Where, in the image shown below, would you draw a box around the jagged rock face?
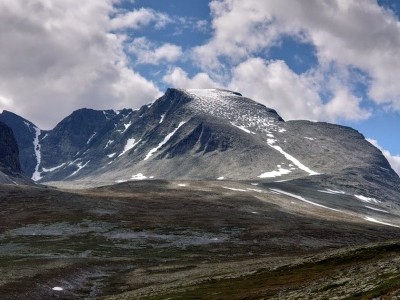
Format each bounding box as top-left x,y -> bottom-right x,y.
0,88 -> 399,202
0,121 -> 25,183
40,108 -> 125,169
0,111 -> 38,176
0,121 -> 21,174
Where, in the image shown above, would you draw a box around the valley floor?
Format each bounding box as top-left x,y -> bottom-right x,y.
0,180 -> 400,299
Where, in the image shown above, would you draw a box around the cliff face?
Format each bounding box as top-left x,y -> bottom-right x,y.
0,121 -> 25,183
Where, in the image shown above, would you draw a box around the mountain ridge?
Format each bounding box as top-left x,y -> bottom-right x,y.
0,88 -> 398,205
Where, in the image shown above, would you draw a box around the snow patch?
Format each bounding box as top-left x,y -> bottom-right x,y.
364,216 -> 400,228
271,189 -> 340,212
217,177 -> 225,180
258,166 -> 291,178
251,183 -> 259,186
104,140 -> 114,149
177,183 -> 187,187
269,190 -> 280,195
304,137 -> 315,141
103,111 -> 114,119
144,121 -> 186,160
86,132 -> 96,144
42,163 -> 66,173
231,122 -> 256,135
355,195 -> 380,204
318,189 -> 346,195
68,161 -> 90,177
267,139 -> 319,176
131,173 -> 147,180
160,114 -> 165,123
222,186 -> 247,192
247,188 -> 264,193
119,138 -> 140,157
365,206 -> 388,213
107,153 -> 116,158
52,287 -> 63,291
122,121 -> 132,133
31,127 -> 42,181
115,179 -> 128,183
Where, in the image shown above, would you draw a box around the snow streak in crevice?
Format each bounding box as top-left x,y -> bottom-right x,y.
42,163 -> 66,173
32,127 -> 42,181
144,121 -> 186,161
68,161 -> 90,178
160,114 -> 165,124
86,132 -> 96,144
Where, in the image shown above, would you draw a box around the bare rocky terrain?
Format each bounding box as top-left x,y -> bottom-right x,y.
1,180 -> 400,299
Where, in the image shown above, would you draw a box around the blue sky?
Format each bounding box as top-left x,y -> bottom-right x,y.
0,0 -> 399,172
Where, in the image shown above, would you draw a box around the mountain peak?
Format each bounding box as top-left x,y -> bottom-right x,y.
163,88 -> 242,101
184,88 -> 242,97
158,88 -> 283,122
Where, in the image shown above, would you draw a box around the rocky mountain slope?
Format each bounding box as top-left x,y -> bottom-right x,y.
0,121 -> 29,184
1,89 -> 399,202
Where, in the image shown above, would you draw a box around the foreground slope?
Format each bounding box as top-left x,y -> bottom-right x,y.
1,180 -> 400,299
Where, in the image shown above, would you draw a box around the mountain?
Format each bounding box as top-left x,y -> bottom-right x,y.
1,89 -> 399,202
0,108 -> 126,181
0,121 -> 30,184
0,110 -> 40,178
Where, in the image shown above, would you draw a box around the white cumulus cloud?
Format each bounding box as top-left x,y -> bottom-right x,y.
191,0 -> 400,119
163,67 -> 219,89
110,7 -> 171,30
0,0 -> 161,129
128,37 -> 182,65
